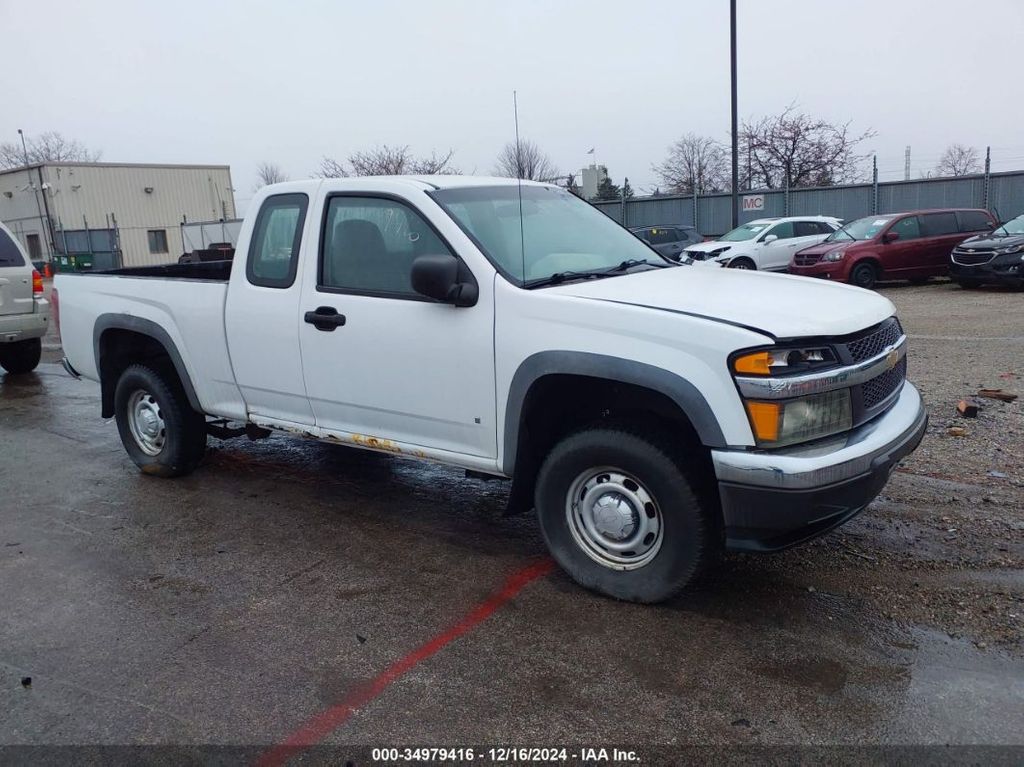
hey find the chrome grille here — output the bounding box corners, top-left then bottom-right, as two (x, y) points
(952, 250), (995, 266)
(845, 318), (903, 363)
(862, 357), (906, 410)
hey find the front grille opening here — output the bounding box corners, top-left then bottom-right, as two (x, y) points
(846, 318), (903, 363)
(862, 356), (907, 410)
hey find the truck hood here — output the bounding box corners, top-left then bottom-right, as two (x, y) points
(547, 265), (895, 339)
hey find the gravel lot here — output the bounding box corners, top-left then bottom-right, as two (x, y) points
(2, 277), (1022, 753)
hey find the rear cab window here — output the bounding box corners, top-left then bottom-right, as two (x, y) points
(246, 193), (309, 288)
(0, 229), (27, 268)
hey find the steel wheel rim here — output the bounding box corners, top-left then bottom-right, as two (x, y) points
(127, 389), (166, 456)
(565, 466), (664, 571)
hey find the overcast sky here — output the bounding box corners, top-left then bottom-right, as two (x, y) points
(3, 0), (1023, 212)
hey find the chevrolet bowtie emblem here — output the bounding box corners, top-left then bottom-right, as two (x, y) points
(886, 348), (899, 369)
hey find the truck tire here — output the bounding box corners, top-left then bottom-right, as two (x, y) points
(114, 363), (207, 477)
(0, 338), (42, 375)
(535, 426), (712, 603)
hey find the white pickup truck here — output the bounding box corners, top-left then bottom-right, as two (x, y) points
(55, 176), (927, 602)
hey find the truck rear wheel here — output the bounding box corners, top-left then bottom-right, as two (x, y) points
(0, 338), (42, 375)
(535, 426), (712, 603)
(114, 363), (207, 477)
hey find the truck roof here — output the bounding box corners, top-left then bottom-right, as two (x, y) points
(263, 175), (552, 194)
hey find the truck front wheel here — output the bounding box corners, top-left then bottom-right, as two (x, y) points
(535, 426), (712, 603)
(114, 363), (207, 477)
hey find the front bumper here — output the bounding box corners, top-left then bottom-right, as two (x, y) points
(950, 259), (1024, 285)
(0, 308), (48, 343)
(788, 261), (847, 280)
(712, 382), (927, 552)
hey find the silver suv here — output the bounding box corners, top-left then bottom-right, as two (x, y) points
(0, 222), (49, 374)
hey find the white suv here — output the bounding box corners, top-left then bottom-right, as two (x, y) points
(684, 216), (840, 272)
(0, 222), (49, 375)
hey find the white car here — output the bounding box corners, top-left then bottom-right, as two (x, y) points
(55, 177), (924, 603)
(684, 216), (841, 272)
(0, 222), (49, 375)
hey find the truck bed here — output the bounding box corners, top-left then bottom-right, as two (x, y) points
(93, 259), (233, 281)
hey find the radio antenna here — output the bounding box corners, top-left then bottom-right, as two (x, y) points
(513, 90), (526, 285)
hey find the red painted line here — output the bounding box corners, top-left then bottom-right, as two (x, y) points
(256, 558), (555, 767)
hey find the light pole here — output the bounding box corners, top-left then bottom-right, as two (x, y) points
(730, 0), (739, 229)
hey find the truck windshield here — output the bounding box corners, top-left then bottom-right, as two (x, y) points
(826, 215), (895, 242)
(430, 185), (663, 286)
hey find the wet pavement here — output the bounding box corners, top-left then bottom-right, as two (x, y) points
(2, 282), (1023, 753)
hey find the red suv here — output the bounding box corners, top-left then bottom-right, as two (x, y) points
(789, 208), (996, 289)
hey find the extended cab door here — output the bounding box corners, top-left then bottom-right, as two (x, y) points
(297, 189), (496, 460)
(224, 190), (316, 424)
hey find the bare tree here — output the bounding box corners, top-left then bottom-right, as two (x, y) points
(316, 145), (458, 177)
(935, 144), (981, 177)
(653, 133), (728, 194)
(315, 156), (349, 178)
(739, 105), (875, 189)
(494, 139), (560, 181)
(254, 161), (289, 189)
(0, 131), (101, 169)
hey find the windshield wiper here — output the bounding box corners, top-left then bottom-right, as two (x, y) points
(524, 258), (670, 289)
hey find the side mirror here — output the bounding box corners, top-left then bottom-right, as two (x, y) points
(883, 231), (900, 243)
(763, 234), (778, 244)
(411, 254), (478, 307)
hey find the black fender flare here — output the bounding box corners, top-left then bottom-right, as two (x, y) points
(93, 314), (203, 417)
(501, 350), (727, 476)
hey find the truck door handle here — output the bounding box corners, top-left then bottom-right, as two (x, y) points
(304, 306), (346, 331)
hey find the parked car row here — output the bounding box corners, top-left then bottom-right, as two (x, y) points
(646, 207), (1021, 290)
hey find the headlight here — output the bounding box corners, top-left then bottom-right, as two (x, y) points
(744, 390), (853, 447)
(824, 250), (845, 262)
(998, 243), (1023, 255)
(732, 346), (839, 375)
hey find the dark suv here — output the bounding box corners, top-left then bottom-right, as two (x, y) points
(630, 224), (702, 261)
(949, 213), (1024, 288)
(790, 208), (996, 289)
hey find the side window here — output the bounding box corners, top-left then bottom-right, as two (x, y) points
(246, 193), (308, 289)
(0, 228), (26, 267)
(647, 227), (678, 245)
(764, 221), (795, 240)
(920, 212), (959, 237)
(634, 228), (653, 243)
(793, 221), (829, 237)
(957, 210), (993, 233)
(320, 196), (453, 296)
(889, 216), (921, 240)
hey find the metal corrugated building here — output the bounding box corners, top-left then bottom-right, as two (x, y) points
(0, 162), (235, 268)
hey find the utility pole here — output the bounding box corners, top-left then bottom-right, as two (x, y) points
(872, 155), (879, 214)
(730, 0), (739, 228)
(983, 146), (991, 211)
(904, 146), (911, 181)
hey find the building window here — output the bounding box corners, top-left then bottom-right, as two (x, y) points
(147, 229), (169, 254)
(26, 234), (42, 260)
